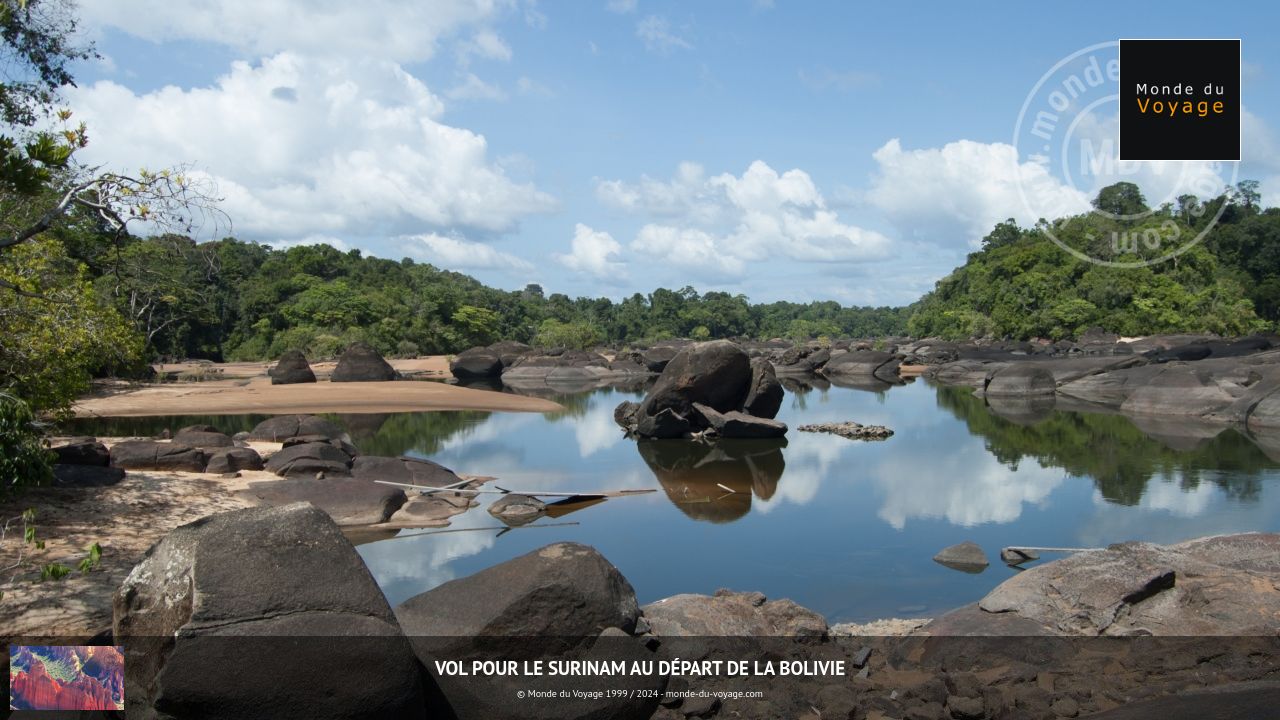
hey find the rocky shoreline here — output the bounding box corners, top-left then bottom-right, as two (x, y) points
(22, 498), (1278, 719)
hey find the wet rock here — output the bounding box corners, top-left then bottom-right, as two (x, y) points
(242, 478), (407, 525)
(113, 503), (423, 718)
(52, 464), (126, 487)
(51, 438), (110, 466)
(641, 589), (828, 637)
(797, 421), (893, 441)
(487, 493), (547, 525)
(204, 447), (264, 474)
(984, 363), (1056, 397)
(247, 414), (346, 442)
(331, 342), (398, 382)
(933, 541), (989, 573)
(109, 441), (209, 472)
(267, 349), (316, 385)
(742, 358), (784, 419)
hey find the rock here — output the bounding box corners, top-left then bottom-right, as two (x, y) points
(1153, 341), (1214, 363)
(488, 340), (533, 368)
(693, 403), (787, 439)
(113, 503), (423, 718)
(264, 441), (355, 477)
(1056, 364), (1167, 408)
(350, 455), (462, 488)
(1080, 681), (1280, 719)
(642, 346), (679, 373)
(1078, 326), (1119, 345)
(172, 428), (234, 448)
(933, 541), (989, 573)
(109, 441), (209, 472)
(976, 534), (1280, 635)
(1051, 696), (1080, 717)
(636, 407), (694, 439)
(51, 438), (110, 466)
(984, 364), (1056, 397)
(204, 447), (264, 474)
(947, 694), (985, 720)
(282, 434), (360, 458)
(451, 346), (503, 379)
(247, 414), (346, 442)
(242, 478), (407, 525)
(797, 422), (893, 441)
(331, 342), (398, 382)
(742, 358), (784, 419)
(640, 340), (753, 422)
(52, 464), (126, 487)
(614, 400), (641, 431)
(641, 589), (827, 637)
(1000, 547), (1040, 565)
(267, 349), (317, 385)
(681, 694), (720, 718)
(487, 493), (547, 525)
(821, 350), (900, 380)
(1120, 366), (1237, 417)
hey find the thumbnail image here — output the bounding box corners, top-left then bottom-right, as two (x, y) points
(9, 645), (124, 711)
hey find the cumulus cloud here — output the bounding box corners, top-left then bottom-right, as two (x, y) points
(556, 224), (625, 277)
(79, 0), (512, 63)
(636, 15), (692, 54)
(405, 233), (533, 273)
(867, 138), (1091, 248)
(599, 160), (891, 279)
(67, 53), (555, 243)
(456, 28), (513, 66)
(447, 72), (508, 101)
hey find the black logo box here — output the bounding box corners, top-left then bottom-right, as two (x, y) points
(1119, 38), (1241, 161)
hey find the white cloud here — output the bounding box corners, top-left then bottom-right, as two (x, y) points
(456, 28), (513, 65)
(447, 72), (508, 101)
(68, 53), (555, 243)
(405, 233), (534, 273)
(606, 0), (638, 13)
(600, 160), (891, 279)
(556, 224), (625, 277)
(79, 0), (512, 63)
(867, 138), (1091, 248)
(636, 15), (692, 54)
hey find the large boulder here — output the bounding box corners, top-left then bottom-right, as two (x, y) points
(1057, 363), (1168, 408)
(621, 340), (754, 438)
(742, 358), (784, 419)
(52, 464), (126, 488)
(641, 589), (828, 637)
(821, 350), (900, 382)
(51, 437), (110, 467)
(113, 503), (424, 718)
(331, 342), (398, 382)
(267, 349), (317, 385)
(173, 426), (235, 448)
(264, 441), (355, 477)
(1120, 366), (1237, 418)
(488, 340), (532, 368)
(247, 414), (346, 442)
(1247, 385), (1280, 431)
(641, 345), (678, 373)
(350, 455), (463, 488)
(396, 543), (660, 720)
(109, 441), (209, 473)
(242, 477), (407, 525)
(983, 363), (1056, 397)
(450, 346), (503, 380)
(693, 403), (788, 439)
(974, 533), (1280, 636)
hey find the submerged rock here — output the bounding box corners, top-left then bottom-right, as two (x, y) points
(797, 422), (893, 441)
(933, 541), (989, 574)
(487, 493), (547, 525)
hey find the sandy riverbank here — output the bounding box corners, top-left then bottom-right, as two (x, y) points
(73, 357), (562, 417)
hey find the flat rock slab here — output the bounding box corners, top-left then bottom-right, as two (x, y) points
(241, 478), (407, 525)
(641, 589), (828, 637)
(109, 441), (209, 472)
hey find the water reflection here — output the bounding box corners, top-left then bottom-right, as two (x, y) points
(637, 439), (787, 523)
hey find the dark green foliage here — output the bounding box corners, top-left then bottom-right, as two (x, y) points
(0, 394), (53, 497)
(907, 182), (1276, 341)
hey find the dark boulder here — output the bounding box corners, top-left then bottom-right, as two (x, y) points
(1153, 341), (1214, 363)
(613, 400), (641, 431)
(635, 407), (693, 439)
(984, 364), (1056, 397)
(450, 346), (503, 380)
(642, 345), (678, 373)
(350, 455), (463, 488)
(52, 464), (126, 488)
(109, 441), (209, 473)
(51, 438), (110, 467)
(821, 350), (899, 378)
(488, 340), (532, 368)
(742, 358), (784, 419)
(331, 342), (398, 382)
(267, 349), (317, 385)
(241, 478), (407, 525)
(282, 434), (360, 458)
(172, 427), (235, 448)
(204, 447), (264, 474)
(639, 340), (752, 422)
(247, 414), (346, 442)
(693, 403), (787, 439)
(264, 441), (355, 477)
(113, 503), (424, 718)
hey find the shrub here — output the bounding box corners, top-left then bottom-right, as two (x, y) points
(0, 395), (53, 498)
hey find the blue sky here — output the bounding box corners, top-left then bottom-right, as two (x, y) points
(67, 2), (1280, 306)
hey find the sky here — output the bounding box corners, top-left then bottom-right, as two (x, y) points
(63, 1), (1280, 307)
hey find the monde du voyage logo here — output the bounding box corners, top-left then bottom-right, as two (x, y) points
(1120, 39), (1241, 162)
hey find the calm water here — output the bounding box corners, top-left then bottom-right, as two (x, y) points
(69, 380), (1280, 623)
